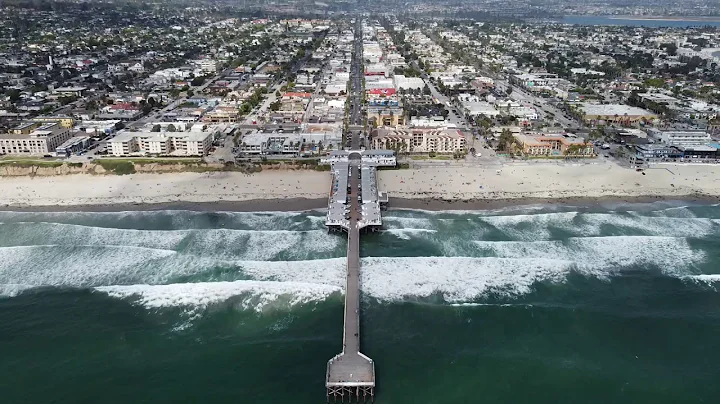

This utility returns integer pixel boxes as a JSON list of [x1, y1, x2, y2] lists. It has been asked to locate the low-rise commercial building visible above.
[[513, 133, 594, 157], [647, 129, 712, 148], [30, 114, 76, 129], [457, 94, 499, 118], [55, 136, 92, 157], [239, 128, 342, 155], [578, 104, 657, 124]]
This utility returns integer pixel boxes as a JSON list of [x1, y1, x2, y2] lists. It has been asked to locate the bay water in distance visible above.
[[1, 202, 720, 403], [561, 15, 720, 28]]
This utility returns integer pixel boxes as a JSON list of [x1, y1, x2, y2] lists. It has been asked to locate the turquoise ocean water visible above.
[[1, 202, 720, 403]]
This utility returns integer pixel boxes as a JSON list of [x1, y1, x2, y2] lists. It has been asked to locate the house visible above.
[[128, 63, 145, 73], [52, 86, 87, 97]]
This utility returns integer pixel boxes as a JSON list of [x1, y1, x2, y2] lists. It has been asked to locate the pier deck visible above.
[[326, 158, 375, 401]]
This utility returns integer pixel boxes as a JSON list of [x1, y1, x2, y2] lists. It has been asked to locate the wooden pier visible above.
[[326, 159, 375, 402]]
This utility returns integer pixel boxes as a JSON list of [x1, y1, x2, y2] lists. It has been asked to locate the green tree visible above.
[[167, 124, 176, 132], [588, 129, 604, 142], [643, 78, 665, 88], [151, 124, 161, 132], [498, 128, 515, 152]]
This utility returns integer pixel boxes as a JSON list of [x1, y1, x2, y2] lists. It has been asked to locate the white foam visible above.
[[0, 283, 36, 297], [95, 280, 341, 312], [481, 211, 718, 239], [0, 221, 341, 261], [359, 256, 573, 301], [1, 222, 188, 250], [685, 274, 720, 287], [583, 213, 717, 238], [0, 241, 347, 292], [185, 228, 341, 260], [481, 212, 579, 240], [0, 245, 178, 287], [384, 228, 437, 240], [237, 258, 347, 288], [473, 236, 705, 277], [382, 216, 435, 229]]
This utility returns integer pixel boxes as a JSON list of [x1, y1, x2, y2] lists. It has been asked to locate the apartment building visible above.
[[108, 131, 213, 156], [0, 122, 73, 155], [370, 127, 466, 153], [198, 58, 218, 74]]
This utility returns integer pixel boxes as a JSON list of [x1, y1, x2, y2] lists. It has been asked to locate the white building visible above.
[[0, 122, 73, 155], [393, 75, 425, 91], [108, 130, 213, 156], [457, 94, 499, 118], [197, 59, 218, 74], [511, 72, 559, 88], [648, 129, 713, 147]]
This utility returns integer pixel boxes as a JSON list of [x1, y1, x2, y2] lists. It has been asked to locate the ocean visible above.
[[561, 15, 720, 28], [1, 202, 720, 403]]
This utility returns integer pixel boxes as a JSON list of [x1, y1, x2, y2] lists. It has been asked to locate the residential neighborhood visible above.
[[2, 2, 720, 166]]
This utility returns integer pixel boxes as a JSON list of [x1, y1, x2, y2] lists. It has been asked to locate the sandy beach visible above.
[[378, 161, 720, 201], [1, 161, 719, 209], [0, 171, 331, 208]]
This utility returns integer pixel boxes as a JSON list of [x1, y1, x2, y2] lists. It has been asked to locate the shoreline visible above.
[[387, 194, 720, 211], [0, 198, 328, 213], [1, 194, 718, 213], [607, 16, 720, 22]]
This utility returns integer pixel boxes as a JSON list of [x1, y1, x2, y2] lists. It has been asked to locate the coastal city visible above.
[[2, 1, 720, 191], [1, 1, 720, 404]]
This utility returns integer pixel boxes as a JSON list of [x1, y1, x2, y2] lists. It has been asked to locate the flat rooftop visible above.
[[580, 104, 655, 117]]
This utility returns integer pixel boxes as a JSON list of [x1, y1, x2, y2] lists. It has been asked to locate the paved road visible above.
[[494, 79, 581, 130]]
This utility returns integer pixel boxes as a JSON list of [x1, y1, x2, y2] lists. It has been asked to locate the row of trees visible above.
[[239, 87, 268, 115]]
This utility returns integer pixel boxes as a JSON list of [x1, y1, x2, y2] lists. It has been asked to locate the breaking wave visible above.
[[95, 280, 342, 312], [1, 205, 718, 311]]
